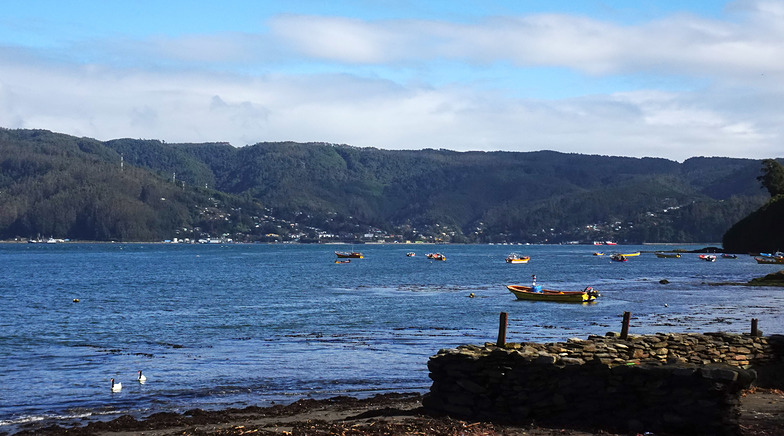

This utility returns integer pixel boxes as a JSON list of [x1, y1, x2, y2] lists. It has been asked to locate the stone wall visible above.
[[423, 332, 784, 435]]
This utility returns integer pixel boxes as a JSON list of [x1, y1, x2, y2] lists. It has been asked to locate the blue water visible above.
[[1, 243, 782, 432]]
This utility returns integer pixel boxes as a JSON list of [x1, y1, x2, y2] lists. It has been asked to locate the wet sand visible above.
[[7, 388, 783, 436]]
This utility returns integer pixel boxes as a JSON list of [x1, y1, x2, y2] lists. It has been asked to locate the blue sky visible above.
[[1, 0, 782, 160]]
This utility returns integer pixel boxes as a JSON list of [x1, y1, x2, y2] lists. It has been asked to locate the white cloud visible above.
[[270, 15, 406, 64], [267, 9, 784, 84], [1, 1, 784, 161]]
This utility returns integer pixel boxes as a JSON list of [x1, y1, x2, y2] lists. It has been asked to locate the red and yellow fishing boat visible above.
[[335, 251, 363, 259], [507, 285, 599, 303]]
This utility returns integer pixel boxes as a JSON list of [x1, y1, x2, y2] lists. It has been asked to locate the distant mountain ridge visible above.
[[0, 128, 769, 243]]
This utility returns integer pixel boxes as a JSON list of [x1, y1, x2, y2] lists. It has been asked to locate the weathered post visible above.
[[620, 311, 631, 339], [751, 318, 759, 336], [497, 312, 508, 347]]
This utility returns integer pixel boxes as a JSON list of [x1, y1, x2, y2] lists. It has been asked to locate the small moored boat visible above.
[[655, 252, 681, 258], [699, 254, 717, 262], [610, 253, 627, 262], [426, 253, 446, 261], [507, 285, 598, 303], [754, 256, 784, 264], [335, 251, 363, 259], [406, 252, 415, 257], [505, 254, 530, 264], [721, 253, 738, 259]]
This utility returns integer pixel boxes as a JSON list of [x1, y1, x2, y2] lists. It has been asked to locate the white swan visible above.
[[111, 378, 122, 392], [138, 370, 147, 384]]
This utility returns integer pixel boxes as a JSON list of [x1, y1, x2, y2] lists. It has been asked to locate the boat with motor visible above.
[[507, 285, 599, 303]]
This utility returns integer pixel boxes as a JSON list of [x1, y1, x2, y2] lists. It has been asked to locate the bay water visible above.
[[1, 243, 782, 432]]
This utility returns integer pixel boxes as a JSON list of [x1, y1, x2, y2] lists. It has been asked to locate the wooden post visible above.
[[751, 318, 759, 336], [497, 312, 508, 347], [620, 311, 631, 339]]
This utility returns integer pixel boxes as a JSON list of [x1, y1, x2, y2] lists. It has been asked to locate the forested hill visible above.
[[722, 159, 784, 253], [0, 128, 770, 243], [0, 129, 266, 242]]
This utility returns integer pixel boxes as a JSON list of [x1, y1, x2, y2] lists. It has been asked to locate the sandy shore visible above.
[[7, 388, 783, 436]]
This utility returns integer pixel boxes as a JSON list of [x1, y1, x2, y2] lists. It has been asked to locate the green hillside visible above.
[[0, 128, 265, 242], [0, 128, 769, 243], [106, 137, 767, 243]]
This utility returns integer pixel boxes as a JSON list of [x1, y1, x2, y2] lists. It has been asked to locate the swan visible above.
[[138, 370, 147, 384], [111, 378, 122, 392]]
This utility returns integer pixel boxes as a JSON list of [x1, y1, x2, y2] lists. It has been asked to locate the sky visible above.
[[1, 1, 783, 161]]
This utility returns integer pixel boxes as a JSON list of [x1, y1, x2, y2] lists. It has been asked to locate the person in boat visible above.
[[531, 275, 542, 292], [583, 286, 599, 298]]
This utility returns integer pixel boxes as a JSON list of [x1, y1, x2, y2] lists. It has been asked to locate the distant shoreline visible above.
[[1, 240, 724, 246]]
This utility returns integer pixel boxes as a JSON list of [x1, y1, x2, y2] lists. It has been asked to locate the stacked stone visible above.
[[424, 333, 783, 435], [481, 332, 782, 369]]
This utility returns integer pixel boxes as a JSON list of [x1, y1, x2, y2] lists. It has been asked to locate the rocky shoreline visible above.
[[748, 270, 784, 286], [706, 269, 784, 287], [7, 332, 784, 435], [5, 389, 783, 436]]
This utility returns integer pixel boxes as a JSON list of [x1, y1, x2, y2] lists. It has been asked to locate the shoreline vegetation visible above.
[[8, 389, 783, 436]]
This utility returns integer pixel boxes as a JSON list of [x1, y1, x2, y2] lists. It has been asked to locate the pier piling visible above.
[[497, 312, 508, 347], [620, 311, 631, 339]]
